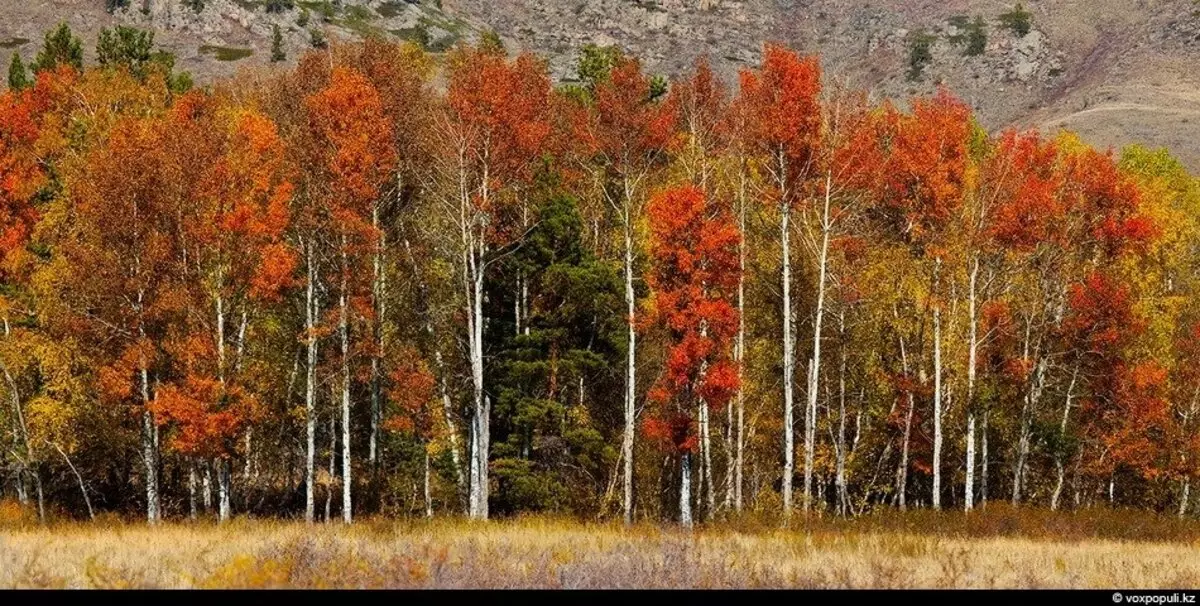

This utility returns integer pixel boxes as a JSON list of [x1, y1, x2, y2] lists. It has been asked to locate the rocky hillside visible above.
[[3, 0, 1200, 169]]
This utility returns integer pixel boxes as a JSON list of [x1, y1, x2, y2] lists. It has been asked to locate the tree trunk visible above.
[[326, 411, 335, 522], [424, 450, 433, 518], [370, 206, 385, 467], [781, 201, 795, 522], [680, 452, 693, 529], [189, 461, 197, 520], [1179, 479, 1190, 518], [142, 384, 159, 524], [896, 331, 913, 511], [305, 241, 318, 523], [340, 242, 353, 524], [701, 400, 715, 519], [52, 441, 94, 521], [932, 258, 943, 510], [467, 233, 488, 520], [965, 257, 978, 512], [203, 461, 212, 512], [217, 458, 232, 522], [804, 174, 832, 515], [836, 313, 848, 517], [733, 154, 747, 513], [1051, 364, 1079, 511], [621, 221, 636, 526], [981, 410, 989, 506]]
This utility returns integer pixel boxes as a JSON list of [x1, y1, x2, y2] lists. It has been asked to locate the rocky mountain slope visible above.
[[3, 0, 1199, 170]]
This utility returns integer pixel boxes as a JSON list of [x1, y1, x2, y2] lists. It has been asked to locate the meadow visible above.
[[2, 503, 1199, 588]]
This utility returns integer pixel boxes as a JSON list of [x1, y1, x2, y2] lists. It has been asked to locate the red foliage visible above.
[[574, 54, 677, 182], [1060, 146, 1159, 258], [383, 346, 437, 439], [643, 185, 740, 453], [873, 90, 971, 246], [736, 44, 821, 203], [984, 130, 1066, 250]]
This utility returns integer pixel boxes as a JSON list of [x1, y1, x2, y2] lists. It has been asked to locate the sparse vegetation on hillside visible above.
[[199, 45, 254, 61], [1000, 3, 1033, 37], [907, 30, 937, 80]]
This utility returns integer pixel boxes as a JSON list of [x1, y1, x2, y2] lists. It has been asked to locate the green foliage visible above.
[[33, 23, 83, 74], [489, 193, 623, 515], [265, 0, 294, 13], [297, 7, 311, 27], [949, 16, 987, 56], [1000, 3, 1033, 38], [310, 28, 328, 49], [8, 52, 29, 91], [168, 70, 194, 94], [906, 31, 936, 81], [96, 26, 153, 73], [575, 44, 622, 96], [649, 74, 668, 101], [200, 45, 255, 62], [271, 25, 286, 63], [391, 25, 430, 49], [480, 29, 505, 56], [105, 0, 130, 12]]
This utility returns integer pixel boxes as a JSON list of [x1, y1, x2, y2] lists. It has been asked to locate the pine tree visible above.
[[271, 26, 286, 63], [33, 22, 83, 74], [7, 52, 28, 91]]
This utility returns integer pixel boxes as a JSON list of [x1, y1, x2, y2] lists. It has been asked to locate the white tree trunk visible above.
[[189, 461, 197, 519], [141, 370, 159, 524], [217, 458, 231, 522], [340, 243, 353, 524], [701, 400, 715, 518], [781, 201, 795, 522], [680, 452, 693, 529], [981, 410, 989, 506], [425, 451, 433, 518], [965, 257, 978, 512], [804, 175, 832, 514], [734, 156, 747, 513], [836, 314, 848, 516], [932, 258, 943, 510], [621, 223, 637, 525], [305, 241, 318, 523], [467, 234, 488, 519]]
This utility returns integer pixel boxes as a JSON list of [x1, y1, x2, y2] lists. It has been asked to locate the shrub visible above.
[[964, 16, 987, 56], [907, 31, 936, 81], [1000, 3, 1032, 38], [310, 28, 328, 49]]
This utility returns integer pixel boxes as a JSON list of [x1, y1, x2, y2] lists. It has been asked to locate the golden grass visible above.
[[2, 505, 1200, 588]]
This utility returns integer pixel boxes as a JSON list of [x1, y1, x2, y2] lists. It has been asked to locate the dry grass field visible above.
[[2, 503, 1200, 588]]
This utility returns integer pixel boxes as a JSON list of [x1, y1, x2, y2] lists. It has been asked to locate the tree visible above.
[[271, 26, 286, 63], [304, 67, 397, 523], [572, 50, 676, 525], [33, 23, 83, 75], [871, 91, 971, 510], [8, 53, 28, 91], [149, 93, 295, 522], [434, 44, 552, 520], [670, 56, 731, 517], [735, 43, 821, 519], [644, 185, 739, 528]]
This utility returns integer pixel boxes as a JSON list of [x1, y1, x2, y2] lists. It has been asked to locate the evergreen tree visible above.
[[271, 26, 286, 63], [489, 193, 624, 515], [7, 52, 29, 91], [33, 23, 83, 74]]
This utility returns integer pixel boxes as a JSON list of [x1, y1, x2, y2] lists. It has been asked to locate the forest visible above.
[[2, 23, 1199, 528]]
